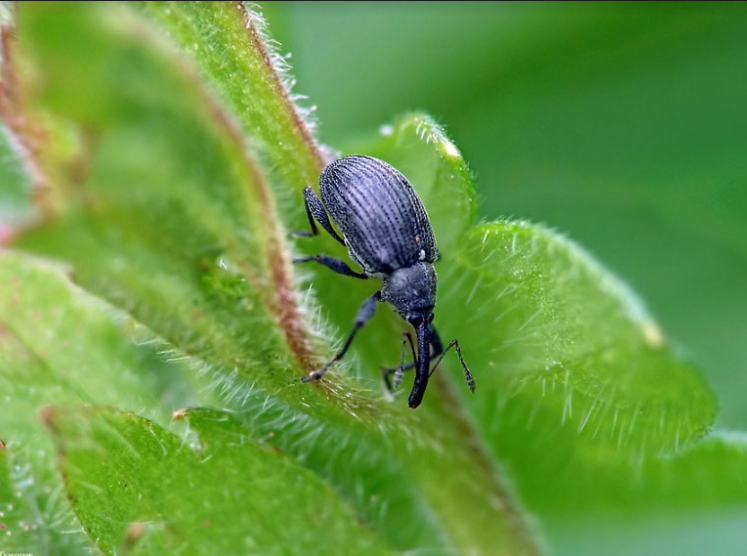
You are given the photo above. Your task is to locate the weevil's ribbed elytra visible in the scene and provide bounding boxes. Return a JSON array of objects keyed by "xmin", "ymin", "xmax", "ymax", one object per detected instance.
[
  {"xmin": 295, "ymin": 155, "xmax": 475, "ymax": 408},
  {"xmin": 321, "ymin": 156, "xmax": 438, "ymax": 275}
]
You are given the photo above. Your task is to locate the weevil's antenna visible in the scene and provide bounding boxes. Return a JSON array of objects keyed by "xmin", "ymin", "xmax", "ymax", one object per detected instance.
[{"xmin": 428, "ymin": 339, "xmax": 475, "ymax": 393}]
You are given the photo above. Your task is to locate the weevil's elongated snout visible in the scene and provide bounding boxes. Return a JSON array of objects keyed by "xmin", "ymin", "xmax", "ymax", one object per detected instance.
[{"xmin": 408, "ymin": 319, "xmax": 432, "ymax": 409}]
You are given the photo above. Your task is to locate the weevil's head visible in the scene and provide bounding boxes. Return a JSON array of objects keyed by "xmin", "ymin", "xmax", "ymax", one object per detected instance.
[
  {"xmin": 382, "ymin": 262, "xmax": 437, "ymax": 409},
  {"xmin": 381, "ymin": 261, "xmax": 437, "ymax": 324}
]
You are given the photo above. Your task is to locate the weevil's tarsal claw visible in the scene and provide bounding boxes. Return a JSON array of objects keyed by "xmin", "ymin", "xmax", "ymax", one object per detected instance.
[{"xmin": 302, "ymin": 370, "xmax": 324, "ymax": 383}]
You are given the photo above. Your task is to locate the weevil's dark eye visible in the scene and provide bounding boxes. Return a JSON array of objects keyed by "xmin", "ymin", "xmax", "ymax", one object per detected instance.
[
  {"xmin": 408, "ymin": 314, "xmax": 424, "ymax": 327},
  {"xmin": 429, "ymin": 313, "xmax": 435, "ymax": 323}
]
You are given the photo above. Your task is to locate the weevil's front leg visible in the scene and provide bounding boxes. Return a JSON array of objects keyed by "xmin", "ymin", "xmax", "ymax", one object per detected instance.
[
  {"xmin": 303, "ymin": 291, "xmax": 381, "ymax": 382},
  {"xmin": 296, "ymin": 186, "xmax": 346, "ymax": 246},
  {"xmin": 293, "ymin": 254, "xmax": 367, "ymax": 279}
]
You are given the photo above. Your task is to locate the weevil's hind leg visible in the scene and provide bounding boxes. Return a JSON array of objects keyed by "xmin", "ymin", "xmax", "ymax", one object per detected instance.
[
  {"xmin": 294, "ymin": 255, "xmax": 368, "ymax": 279},
  {"xmin": 428, "ymin": 338, "xmax": 475, "ymax": 393},
  {"xmin": 295, "ymin": 186, "xmax": 346, "ymax": 246},
  {"xmin": 304, "ymin": 292, "xmax": 381, "ymax": 382},
  {"xmin": 382, "ymin": 332, "xmax": 417, "ymax": 392}
]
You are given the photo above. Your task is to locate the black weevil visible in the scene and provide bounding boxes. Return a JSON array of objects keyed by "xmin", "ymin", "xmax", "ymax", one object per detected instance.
[{"xmin": 295, "ymin": 155, "xmax": 475, "ymax": 408}]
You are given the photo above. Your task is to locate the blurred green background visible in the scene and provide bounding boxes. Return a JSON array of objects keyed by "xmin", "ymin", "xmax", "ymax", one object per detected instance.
[{"xmin": 266, "ymin": 2, "xmax": 747, "ymax": 432}]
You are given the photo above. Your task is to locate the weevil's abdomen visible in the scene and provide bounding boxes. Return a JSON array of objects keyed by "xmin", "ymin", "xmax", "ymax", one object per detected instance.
[{"xmin": 319, "ymin": 156, "xmax": 438, "ymax": 275}]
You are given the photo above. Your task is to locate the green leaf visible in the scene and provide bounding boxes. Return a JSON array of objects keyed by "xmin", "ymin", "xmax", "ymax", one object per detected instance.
[
  {"xmin": 0, "ymin": 439, "xmax": 46, "ymax": 553},
  {"xmin": 434, "ymin": 221, "xmax": 722, "ymax": 507},
  {"xmin": 133, "ymin": 1, "xmax": 326, "ymax": 197},
  {"xmin": 13, "ymin": 0, "xmax": 325, "ymax": 407},
  {"xmin": 5, "ymin": 3, "xmax": 538, "ymax": 555},
  {"xmin": 0, "ymin": 250, "xmax": 214, "ymax": 553},
  {"xmin": 44, "ymin": 406, "xmax": 393, "ymax": 555},
  {"xmin": 441, "ymin": 222, "xmax": 715, "ymax": 455}
]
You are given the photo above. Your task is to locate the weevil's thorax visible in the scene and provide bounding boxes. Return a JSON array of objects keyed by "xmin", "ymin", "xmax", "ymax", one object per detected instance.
[{"xmin": 381, "ymin": 261, "xmax": 437, "ymax": 318}]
